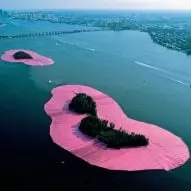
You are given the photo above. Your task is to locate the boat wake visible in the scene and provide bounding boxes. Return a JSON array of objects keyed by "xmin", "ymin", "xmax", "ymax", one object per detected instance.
[
  {"xmin": 9, "ymin": 21, "xmax": 19, "ymax": 26},
  {"xmin": 159, "ymin": 73, "xmax": 188, "ymax": 86},
  {"xmin": 54, "ymin": 37, "xmax": 96, "ymax": 52},
  {"xmin": 135, "ymin": 61, "xmax": 189, "ymax": 86}
]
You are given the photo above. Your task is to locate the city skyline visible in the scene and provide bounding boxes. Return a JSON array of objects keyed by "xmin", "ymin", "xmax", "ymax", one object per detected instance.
[{"xmin": 1, "ymin": 0, "xmax": 191, "ymax": 10}]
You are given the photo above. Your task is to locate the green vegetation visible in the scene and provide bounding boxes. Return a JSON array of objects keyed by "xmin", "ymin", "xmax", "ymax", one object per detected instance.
[
  {"xmin": 69, "ymin": 93, "xmax": 97, "ymax": 116},
  {"xmin": 69, "ymin": 93, "xmax": 148, "ymax": 149},
  {"xmin": 79, "ymin": 116, "xmax": 149, "ymax": 149},
  {"xmin": 13, "ymin": 51, "xmax": 33, "ymax": 60}
]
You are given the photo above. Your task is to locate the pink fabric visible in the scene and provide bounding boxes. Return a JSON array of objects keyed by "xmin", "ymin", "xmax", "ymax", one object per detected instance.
[
  {"xmin": 44, "ymin": 85, "xmax": 190, "ymax": 171},
  {"xmin": 1, "ymin": 49, "xmax": 54, "ymax": 66}
]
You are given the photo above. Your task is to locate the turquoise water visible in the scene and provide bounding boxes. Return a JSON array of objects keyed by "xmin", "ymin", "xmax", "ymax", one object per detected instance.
[{"xmin": 0, "ymin": 19, "xmax": 191, "ymax": 189}]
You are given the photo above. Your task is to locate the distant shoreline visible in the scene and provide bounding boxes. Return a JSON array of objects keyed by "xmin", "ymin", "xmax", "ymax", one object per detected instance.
[{"xmin": 4, "ymin": 10, "xmax": 191, "ymax": 55}]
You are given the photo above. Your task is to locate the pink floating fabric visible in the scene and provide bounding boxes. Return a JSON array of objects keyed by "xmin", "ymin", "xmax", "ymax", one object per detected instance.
[
  {"xmin": 44, "ymin": 85, "xmax": 189, "ymax": 171},
  {"xmin": 1, "ymin": 49, "xmax": 54, "ymax": 66}
]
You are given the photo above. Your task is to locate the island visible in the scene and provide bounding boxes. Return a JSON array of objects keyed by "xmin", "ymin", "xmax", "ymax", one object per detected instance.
[
  {"xmin": 1, "ymin": 49, "xmax": 54, "ymax": 66},
  {"xmin": 69, "ymin": 93, "xmax": 148, "ymax": 149},
  {"xmin": 69, "ymin": 93, "xmax": 97, "ymax": 117},
  {"xmin": 44, "ymin": 85, "xmax": 189, "ymax": 171},
  {"xmin": 13, "ymin": 51, "xmax": 33, "ymax": 60}
]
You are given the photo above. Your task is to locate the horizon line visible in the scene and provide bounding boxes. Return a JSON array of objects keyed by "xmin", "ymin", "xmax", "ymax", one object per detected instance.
[{"xmin": 3, "ymin": 8, "xmax": 191, "ymax": 12}]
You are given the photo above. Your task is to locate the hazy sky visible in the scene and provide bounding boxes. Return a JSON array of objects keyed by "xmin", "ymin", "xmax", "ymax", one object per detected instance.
[{"xmin": 1, "ymin": 0, "xmax": 191, "ymax": 10}]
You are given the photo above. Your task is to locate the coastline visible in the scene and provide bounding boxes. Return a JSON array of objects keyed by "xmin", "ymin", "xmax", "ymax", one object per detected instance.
[{"xmin": 6, "ymin": 10, "xmax": 191, "ymax": 56}]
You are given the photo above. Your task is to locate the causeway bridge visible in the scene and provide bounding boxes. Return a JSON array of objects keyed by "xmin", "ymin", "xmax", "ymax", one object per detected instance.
[{"xmin": 0, "ymin": 29, "xmax": 102, "ymax": 40}]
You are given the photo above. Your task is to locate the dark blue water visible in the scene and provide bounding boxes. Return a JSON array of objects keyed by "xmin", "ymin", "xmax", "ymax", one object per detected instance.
[{"xmin": 0, "ymin": 18, "xmax": 191, "ymax": 189}]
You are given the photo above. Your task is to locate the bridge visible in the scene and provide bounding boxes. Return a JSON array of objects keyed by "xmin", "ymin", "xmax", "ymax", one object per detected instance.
[{"xmin": 0, "ymin": 29, "xmax": 102, "ymax": 40}]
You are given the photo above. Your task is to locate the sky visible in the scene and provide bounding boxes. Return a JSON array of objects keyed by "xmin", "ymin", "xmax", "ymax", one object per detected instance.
[{"xmin": 1, "ymin": 0, "xmax": 191, "ymax": 10}]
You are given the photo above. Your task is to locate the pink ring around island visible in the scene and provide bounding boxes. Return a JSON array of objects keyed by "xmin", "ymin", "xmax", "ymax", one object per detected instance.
[
  {"xmin": 1, "ymin": 49, "xmax": 54, "ymax": 66},
  {"xmin": 44, "ymin": 85, "xmax": 190, "ymax": 171}
]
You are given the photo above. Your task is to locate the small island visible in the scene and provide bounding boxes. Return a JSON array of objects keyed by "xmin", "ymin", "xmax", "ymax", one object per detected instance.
[
  {"xmin": 44, "ymin": 85, "xmax": 189, "ymax": 171},
  {"xmin": 13, "ymin": 51, "xmax": 33, "ymax": 60},
  {"xmin": 69, "ymin": 93, "xmax": 148, "ymax": 149},
  {"xmin": 1, "ymin": 49, "xmax": 54, "ymax": 66},
  {"xmin": 69, "ymin": 93, "xmax": 97, "ymax": 116},
  {"xmin": 80, "ymin": 115, "xmax": 149, "ymax": 149}
]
